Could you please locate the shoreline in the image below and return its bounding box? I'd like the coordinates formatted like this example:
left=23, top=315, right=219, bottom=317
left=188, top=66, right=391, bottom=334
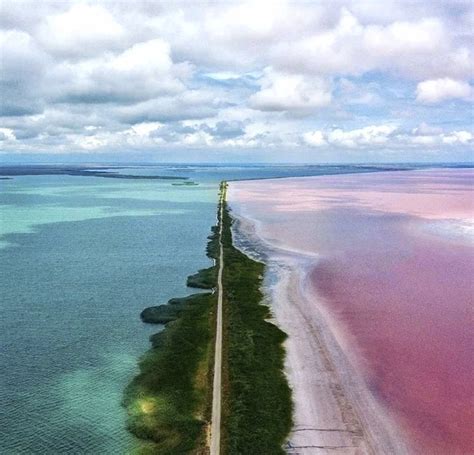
left=228, top=201, right=410, bottom=454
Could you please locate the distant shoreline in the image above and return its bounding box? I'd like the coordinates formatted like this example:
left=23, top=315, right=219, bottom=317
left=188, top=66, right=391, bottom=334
left=0, top=165, right=188, bottom=180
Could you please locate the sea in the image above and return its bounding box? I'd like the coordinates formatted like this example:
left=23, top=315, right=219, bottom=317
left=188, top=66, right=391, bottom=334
left=0, top=163, right=461, bottom=454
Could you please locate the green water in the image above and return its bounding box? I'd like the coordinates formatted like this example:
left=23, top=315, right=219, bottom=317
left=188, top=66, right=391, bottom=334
left=0, top=173, right=217, bottom=454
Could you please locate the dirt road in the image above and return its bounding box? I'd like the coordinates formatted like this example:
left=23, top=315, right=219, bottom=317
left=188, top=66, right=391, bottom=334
left=210, top=187, right=225, bottom=455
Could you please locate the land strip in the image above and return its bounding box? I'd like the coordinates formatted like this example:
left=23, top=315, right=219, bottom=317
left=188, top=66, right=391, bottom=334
left=209, top=184, right=225, bottom=455
left=220, top=185, right=293, bottom=454
left=124, top=181, right=292, bottom=454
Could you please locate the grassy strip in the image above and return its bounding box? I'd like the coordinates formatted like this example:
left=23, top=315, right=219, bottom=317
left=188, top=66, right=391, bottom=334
left=123, top=225, right=219, bottom=454
left=124, top=182, right=292, bottom=454
left=221, top=186, right=293, bottom=455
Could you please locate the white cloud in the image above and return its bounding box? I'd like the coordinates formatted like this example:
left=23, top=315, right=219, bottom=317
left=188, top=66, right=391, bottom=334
left=327, top=125, right=397, bottom=147
left=303, top=131, right=327, bottom=147
left=416, top=78, right=472, bottom=103
left=1, top=0, right=473, bottom=160
left=204, top=71, right=243, bottom=81
left=250, top=68, right=332, bottom=112
left=303, top=124, right=398, bottom=148
left=183, top=130, right=214, bottom=146
left=129, top=122, right=163, bottom=137
left=271, top=9, right=472, bottom=80
left=0, top=127, right=16, bottom=141
left=37, top=4, right=124, bottom=58
left=113, top=89, right=218, bottom=124
left=411, top=122, right=443, bottom=135
left=442, top=131, right=473, bottom=145
left=74, top=135, right=108, bottom=150
left=408, top=130, right=473, bottom=146
left=49, top=39, right=188, bottom=104
left=304, top=124, right=473, bottom=150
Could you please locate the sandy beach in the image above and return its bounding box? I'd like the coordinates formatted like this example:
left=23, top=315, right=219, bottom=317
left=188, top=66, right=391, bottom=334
left=228, top=169, right=474, bottom=454
left=229, top=214, right=408, bottom=454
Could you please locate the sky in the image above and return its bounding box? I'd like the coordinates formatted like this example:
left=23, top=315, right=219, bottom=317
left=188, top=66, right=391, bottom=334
left=1, top=0, right=473, bottom=163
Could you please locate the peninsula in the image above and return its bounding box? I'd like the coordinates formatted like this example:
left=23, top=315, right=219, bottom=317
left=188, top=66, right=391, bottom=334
left=124, top=183, right=292, bottom=454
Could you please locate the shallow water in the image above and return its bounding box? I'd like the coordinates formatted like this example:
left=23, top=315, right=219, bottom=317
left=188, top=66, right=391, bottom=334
left=0, top=175, right=218, bottom=454
left=229, top=169, right=474, bottom=454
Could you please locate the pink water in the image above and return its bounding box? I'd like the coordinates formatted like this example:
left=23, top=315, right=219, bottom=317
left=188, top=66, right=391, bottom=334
left=229, top=169, right=474, bottom=454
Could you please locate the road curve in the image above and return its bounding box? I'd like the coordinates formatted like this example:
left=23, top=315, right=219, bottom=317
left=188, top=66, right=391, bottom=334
left=210, top=186, right=225, bottom=455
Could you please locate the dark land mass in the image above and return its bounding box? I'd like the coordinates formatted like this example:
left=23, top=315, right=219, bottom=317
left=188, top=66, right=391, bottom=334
left=0, top=165, right=187, bottom=180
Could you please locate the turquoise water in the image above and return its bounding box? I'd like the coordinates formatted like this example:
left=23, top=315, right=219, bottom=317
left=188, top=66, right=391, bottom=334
left=0, top=173, right=218, bottom=454
left=0, top=164, right=431, bottom=454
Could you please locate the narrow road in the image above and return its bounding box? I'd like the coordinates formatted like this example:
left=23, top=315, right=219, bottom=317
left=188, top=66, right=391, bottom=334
left=210, top=187, right=225, bottom=455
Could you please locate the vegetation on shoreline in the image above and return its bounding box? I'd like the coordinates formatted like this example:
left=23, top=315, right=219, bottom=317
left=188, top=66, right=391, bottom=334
left=220, top=192, right=293, bottom=454
left=186, top=267, right=217, bottom=289
left=124, top=182, right=292, bottom=454
left=123, top=225, right=219, bottom=454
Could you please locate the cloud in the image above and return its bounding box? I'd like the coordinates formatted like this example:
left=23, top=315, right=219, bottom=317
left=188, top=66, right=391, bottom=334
left=271, top=9, right=472, bottom=80
left=49, top=39, right=189, bottom=104
left=250, top=68, right=332, bottom=112
left=0, top=30, right=48, bottom=115
left=37, top=3, right=125, bottom=58
left=303, top=124, right=473, bottom=149
left=303, top=131, right=327, bottom=147
left=416, top=78, right=472, bottom=103
left=441, top=130, right=473, bottom=145
left=113, top=90, right=218, bottom=124
left=328, top=125, right=397, bottom=147
left=1, top=0, right=473, bottom=161
left=411, top=122, right=443, bottom=135
left=0, top=127, right=16, bottom=141
left=337, top=78, right=382, bottom=105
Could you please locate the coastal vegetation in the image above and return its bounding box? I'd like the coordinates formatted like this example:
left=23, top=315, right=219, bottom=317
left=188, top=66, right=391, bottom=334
left=186, top=267, right=217, bottom=289
left=124, top=183, right=292, bottom=454
left=220, top=191, right=293, bottom=454
left=123, top=227, right=219, bottom=454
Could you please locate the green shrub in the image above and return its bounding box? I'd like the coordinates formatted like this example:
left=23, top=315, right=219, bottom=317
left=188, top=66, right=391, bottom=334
left=221, top=199, right=293, bottom=455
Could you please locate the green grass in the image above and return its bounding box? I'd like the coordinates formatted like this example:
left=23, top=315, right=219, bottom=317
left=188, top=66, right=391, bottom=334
left=221, top=190, right=293, bottom=455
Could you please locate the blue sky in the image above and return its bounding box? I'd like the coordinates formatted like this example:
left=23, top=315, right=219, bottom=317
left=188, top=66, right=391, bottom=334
left=1, top=0, right=473, bottom=163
